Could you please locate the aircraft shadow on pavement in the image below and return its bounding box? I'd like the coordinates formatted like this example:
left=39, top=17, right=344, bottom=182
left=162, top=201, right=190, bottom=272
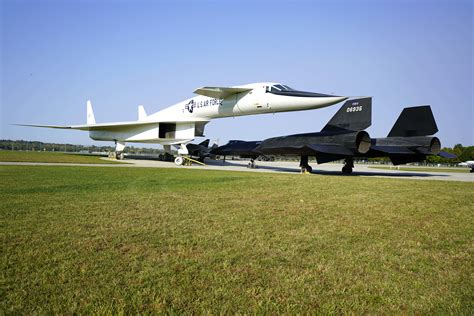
left=315, top=169, right=446, bottom=178
left=206, top=160, right=446, bottom=178
left=206, top=160, right=300, bottom=173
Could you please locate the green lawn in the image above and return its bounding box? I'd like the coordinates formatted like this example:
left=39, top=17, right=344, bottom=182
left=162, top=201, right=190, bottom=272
left=1, top=166, right=473, bottom=314
left=369, top=165, right=470, bottom=173
left=0, top=150, right=122, bottom=164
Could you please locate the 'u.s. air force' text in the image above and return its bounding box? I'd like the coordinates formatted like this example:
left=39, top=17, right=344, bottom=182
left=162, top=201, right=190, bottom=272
left=183, top=98, right=223, bottom=113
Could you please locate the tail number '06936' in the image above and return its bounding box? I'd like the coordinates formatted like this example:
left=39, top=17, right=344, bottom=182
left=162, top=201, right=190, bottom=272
left=347, top=105, right=363, bottom=112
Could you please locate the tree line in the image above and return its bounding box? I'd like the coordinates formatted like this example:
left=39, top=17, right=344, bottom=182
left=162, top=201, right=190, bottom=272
left=425, top=144, right=474, bottom=164
left=0, top=140, right=164, bottom=154
left=1, top=139, right=472, bottom=164
left=354, top=144, right=473, bottom=165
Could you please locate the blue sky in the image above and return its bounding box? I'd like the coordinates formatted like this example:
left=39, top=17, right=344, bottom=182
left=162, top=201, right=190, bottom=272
left=1, top=0, right=472, bottom=147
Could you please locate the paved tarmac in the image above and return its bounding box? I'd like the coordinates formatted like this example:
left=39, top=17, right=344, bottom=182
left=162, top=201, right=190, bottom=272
left=1, top=159, right=472, bottom=182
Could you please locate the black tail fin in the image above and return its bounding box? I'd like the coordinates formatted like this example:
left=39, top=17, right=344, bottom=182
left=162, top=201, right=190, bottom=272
left=387, top=106, right=438, bottom=137
left=321, top=97, right=372, bottom=132
left=198, top=139, right=210, bottom=147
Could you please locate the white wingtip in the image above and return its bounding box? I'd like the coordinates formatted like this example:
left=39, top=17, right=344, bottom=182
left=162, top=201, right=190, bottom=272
left=87, top=100, right=96, bottom=124
left=138, top=105, right=147, bottom=120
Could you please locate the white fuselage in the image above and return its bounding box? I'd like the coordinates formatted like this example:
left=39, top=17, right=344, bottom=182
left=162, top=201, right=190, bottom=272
left=148, top=87, right=345, bottom=121
left=459, top=161, right=474, bottom=168
left=89, top=83, right=347, bottom=149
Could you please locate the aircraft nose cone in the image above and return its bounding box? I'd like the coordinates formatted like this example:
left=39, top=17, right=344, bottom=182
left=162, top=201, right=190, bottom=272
left=332, top=96, right=349, bottom=103
left=319, top=96, right=348, bottom=107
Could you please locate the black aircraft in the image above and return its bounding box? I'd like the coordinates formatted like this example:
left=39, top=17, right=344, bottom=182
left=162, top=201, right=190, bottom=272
left=185, top=139, right=218, bottom=162
left=213, top=97, right=373, bottom=173
left=358, top=105, right=455, bottom=167
left=211, top=140, right=261, bottom=159
left=212, top=99, right=455, bottom=174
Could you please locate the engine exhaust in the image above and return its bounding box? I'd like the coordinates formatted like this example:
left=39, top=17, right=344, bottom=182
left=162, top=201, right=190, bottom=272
left=356, top=131, right=371, bottom=154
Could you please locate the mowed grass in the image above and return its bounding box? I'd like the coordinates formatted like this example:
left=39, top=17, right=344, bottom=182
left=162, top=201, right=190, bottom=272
left=0, top=150, right=122, bottom=164
left=1, top=166, right=473, bottom=314
left=369, top=165, right=470, bottom=173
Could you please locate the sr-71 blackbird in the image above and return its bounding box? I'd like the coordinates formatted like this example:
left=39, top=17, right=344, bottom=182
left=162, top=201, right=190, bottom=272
left=212, top=99, right=454, bottom=173
left=185, top=139, right=218, bottom=162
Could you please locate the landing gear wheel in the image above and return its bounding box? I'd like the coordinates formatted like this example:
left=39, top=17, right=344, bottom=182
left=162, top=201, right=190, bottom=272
left=300, top=165, right=312, bottom=173
left=164, top=153, right=175, bottom=162
left=174, top=156, right=184, bottom=166
left=299, top=155, right=312, bottom=174
left=247, top=159, right=257, bottom=169
left=342, top=165, right=353, bottom=174
left=342, top=157, right=354, bottom=174
left=116, top=151, right=124, bottom=160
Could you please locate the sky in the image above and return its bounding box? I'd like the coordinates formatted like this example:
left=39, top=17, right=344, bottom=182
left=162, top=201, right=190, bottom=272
left=1, top=0, right=473, bottom=148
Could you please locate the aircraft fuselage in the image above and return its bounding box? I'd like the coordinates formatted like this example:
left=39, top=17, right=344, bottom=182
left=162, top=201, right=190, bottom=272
left=90, top=83, right=347, bottom=148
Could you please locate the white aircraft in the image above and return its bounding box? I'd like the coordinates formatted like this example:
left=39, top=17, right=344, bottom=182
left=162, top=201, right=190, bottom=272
left=458, top=161, right=474, bottom=172
left=19, top=82, right=347, bottom=163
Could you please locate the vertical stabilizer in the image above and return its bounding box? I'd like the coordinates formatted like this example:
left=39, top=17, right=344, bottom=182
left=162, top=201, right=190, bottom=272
left=138, top=105, right=147, bottom=121
left=198, top=139, right=210, bottom=147
left=387, top=105, right=438, bottom=137
left=321, top=97, right=372, bottom=132
left=87, top=100, right=96, bottom=124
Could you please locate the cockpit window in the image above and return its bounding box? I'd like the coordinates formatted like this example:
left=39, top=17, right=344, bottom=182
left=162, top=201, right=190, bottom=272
left=266, top=84, right=296, bottom=93
left=270, top=84, right=294, bottom=92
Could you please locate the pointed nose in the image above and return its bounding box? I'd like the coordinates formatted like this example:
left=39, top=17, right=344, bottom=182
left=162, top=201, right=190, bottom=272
left=316, top=96, right=348, bottom=108
left=330, top=96, right=349, bottom=103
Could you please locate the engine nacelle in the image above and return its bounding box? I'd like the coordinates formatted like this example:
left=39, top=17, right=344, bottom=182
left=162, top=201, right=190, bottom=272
left=388, top=136, right=441, bottom=155
left=338, top=131, right=372, bottom=154
left=429, top=137, right=441, bottom=155
left=355, top=131, right=371, bottom=154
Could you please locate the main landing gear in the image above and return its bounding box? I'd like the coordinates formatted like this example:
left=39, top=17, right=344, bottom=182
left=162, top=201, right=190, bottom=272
left=247, top=158, right=257, bottom=169
left=113, top=141, right=126, bottom=160
left=174, top=156, right=184, bottom=166
left=300, top=155, right=313, bottom=174
left=158, top=153, right=175, bottom=162
left=342, top=157, right=354, bottom=174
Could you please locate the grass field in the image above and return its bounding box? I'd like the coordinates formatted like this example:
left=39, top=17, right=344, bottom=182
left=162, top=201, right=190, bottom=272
left=0, top=150, right=122, bottom=164
left=1, top=166, right=473, bottom=314
left=369, top=165, right=470, bottom=173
